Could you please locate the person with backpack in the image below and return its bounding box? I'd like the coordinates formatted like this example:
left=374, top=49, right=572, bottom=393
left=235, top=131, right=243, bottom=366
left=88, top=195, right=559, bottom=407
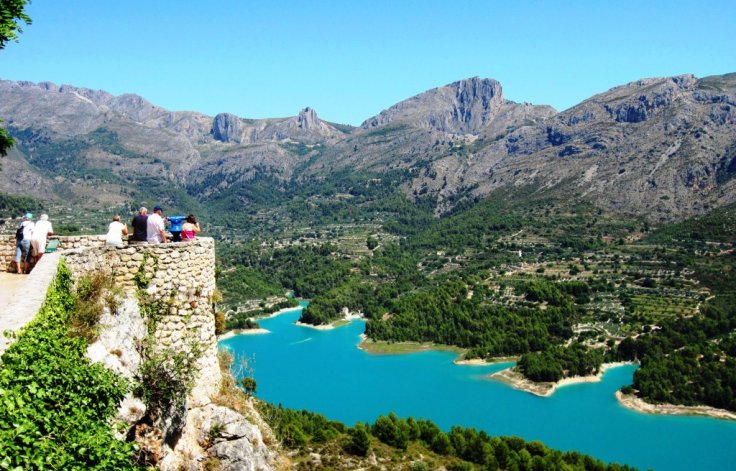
left=14, top=213, right=35, bottom=274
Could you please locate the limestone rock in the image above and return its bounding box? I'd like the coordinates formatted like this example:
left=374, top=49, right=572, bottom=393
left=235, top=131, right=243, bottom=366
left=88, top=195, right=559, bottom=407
left=86, top=298, right=146, bottom=378
left=211, top=113, right=244, bottom=143
left=361, top=77, right=555, bottom=134
left=202, top=405, right=274, bottom=471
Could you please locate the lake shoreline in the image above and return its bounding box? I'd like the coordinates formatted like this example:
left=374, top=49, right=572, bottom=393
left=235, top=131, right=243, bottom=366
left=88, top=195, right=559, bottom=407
left=296, top=311, right=363, bottom=331
left=490, top=362, right=635, bottom=397
left=358, top=334, right=465, bottom=356
left=454, top=356, right=519, bottom=365
left=615, top=391, right=736, bottom=421
left=224, top=311, right=736, bottom=471
left=218, top=328, right=270, bottom=340
left=218, top=305, right=304, bottom=340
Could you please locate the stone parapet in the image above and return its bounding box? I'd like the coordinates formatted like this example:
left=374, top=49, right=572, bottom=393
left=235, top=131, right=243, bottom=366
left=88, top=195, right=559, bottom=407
left=2, top=237, right=219, bottom=365
left=1, top=234, right=107, bottom=272
left=62, top=238, right=218, bottom=353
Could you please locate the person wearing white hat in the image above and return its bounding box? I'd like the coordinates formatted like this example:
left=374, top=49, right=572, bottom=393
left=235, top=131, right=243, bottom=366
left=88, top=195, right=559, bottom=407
left=31, top=213, right=54, bottom=263
left=14, top=213, right=35, bottom=274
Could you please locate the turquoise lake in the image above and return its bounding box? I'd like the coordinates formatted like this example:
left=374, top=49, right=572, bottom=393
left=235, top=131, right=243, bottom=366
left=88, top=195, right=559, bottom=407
left=220, top=307, right=736, bottom=471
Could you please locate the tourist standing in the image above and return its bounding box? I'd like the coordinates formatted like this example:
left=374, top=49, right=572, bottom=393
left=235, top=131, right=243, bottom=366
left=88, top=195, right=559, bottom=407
left=146, top=205, right=167, bottom=244
left=131, top=207, right=148, bottom=243
left=30, top=213, right=54, bottom=263
left=105, top=215, right=129, bottom=248
left=14, top=213, right=34, bottom=274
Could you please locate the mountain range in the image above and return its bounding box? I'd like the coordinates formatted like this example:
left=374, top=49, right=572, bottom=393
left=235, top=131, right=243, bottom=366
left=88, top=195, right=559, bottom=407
left=1, top=73, right=735, bottom=221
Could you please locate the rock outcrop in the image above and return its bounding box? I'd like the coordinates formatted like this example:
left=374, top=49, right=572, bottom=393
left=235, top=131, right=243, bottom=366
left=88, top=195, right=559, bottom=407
left=212, top=112, right=245, bottom=143
left=361, top=77, right=555, bottom=135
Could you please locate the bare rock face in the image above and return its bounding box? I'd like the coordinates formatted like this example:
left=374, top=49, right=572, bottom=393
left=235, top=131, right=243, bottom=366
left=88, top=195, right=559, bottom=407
left=403, top=73, right=736, bottom=220
left=209, top=107, right=344, bottom=145
left=212, top=113, right=245, bottom=143
left=361, top=77, right=554, bottom=135
left=297, top=107, right=319, bottom=130
left=109, top=93, right=164, bottom=123
left=83, top=278, right=277, bottom=471
left=593, top=75, right=698, bottom=123
left=267, top=107, right=346, bottom=143
left=196, top=404, right=276, bottom=471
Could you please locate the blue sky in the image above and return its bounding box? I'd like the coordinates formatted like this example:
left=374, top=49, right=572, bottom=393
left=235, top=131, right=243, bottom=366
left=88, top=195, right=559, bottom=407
left=1, top=0, right=734, bottom=125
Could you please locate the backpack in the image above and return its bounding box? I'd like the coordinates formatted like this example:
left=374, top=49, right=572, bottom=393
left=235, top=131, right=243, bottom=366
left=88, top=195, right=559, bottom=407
left=16, top=223, right=24, bottom=241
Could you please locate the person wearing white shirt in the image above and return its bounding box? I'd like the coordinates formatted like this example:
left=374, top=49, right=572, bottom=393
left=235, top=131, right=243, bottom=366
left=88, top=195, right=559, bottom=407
left=31, top=213, right=54, bottom=263
left=15, top=213, right=34, bottom=274
left=146, top=205, right=167, bottom=244
left=105, top=215, right=129, bottom=248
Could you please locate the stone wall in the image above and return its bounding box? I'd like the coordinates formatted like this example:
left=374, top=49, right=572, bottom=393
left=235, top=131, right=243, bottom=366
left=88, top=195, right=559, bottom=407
left=62, top=239, right=220, bottom=385
left=3, top=235, right=218, bottom=358
left=2, top=236, right=218, bottom=363
left=1, top=234, right=106, bottom=272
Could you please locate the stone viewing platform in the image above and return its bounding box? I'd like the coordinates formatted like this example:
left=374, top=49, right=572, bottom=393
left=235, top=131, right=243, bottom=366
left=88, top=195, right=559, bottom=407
left=0, top=235, right=217, bottom=357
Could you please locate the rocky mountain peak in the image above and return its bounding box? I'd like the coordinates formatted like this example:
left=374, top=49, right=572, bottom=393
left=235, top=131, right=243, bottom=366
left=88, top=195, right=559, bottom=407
left=449, top=77, right=504, bottom=132
left=361, top=77, right=535, bottom=134
left=211, top=112, right=244, bottom=143
left=581, top=74, right=700, bottom=124
left=297, top=107, right=320, bottom=130
left=453, top=76, right=503, bottom=108
left=109, top=93, right=163, bottom=122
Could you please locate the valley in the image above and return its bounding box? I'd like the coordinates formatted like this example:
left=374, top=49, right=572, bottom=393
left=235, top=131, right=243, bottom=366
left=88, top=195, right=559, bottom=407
left=2, top=72, right=736, bottom=469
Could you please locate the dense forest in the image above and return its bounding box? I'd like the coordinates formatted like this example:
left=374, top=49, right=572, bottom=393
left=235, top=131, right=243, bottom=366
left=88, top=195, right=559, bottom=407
left=212, top=184, right=736, bottom=413
left=0, top=191, right=44, bottom=219
left=257, top=403, right=637, bottom=470
left=518, top=343, right=605, bottom=383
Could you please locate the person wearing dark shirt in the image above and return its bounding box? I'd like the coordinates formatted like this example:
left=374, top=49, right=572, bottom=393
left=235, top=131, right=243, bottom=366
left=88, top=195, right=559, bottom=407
left=131, top=207, right=149, bottom=243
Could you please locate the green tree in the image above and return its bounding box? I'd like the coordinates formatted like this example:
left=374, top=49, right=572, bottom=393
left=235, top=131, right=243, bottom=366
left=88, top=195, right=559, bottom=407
left=366, top=236, right=379, bottom=250
left=0, top=0, right=31, bottom=47
left=371, top=413, right=409, bottom=450
left=1, top=0, right=32, bottom=157
left=430, top=431, right=453, bottom=455
left=345, top=423, right=371, bottom=456
left=0, top=126, right=12, bottom=157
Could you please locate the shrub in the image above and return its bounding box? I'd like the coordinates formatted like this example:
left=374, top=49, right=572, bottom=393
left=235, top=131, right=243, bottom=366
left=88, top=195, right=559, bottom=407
left=345, top=423, right=371, bottom=456
left=241, top=376, right=257, bottom=395
left=71, top=271, right=117, bottom=342
left=215, top=310, right=226, bottom=335
left=0, top=261, right=139, bottom=469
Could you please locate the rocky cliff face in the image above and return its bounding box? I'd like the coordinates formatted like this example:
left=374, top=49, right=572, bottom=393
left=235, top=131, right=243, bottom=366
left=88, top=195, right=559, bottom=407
left=1, top=73, right=735, bottom=221
left=361, top=77, right=555, bottom=135
left=211, top=107, right=344, bottom=145
left=0, top=79, right=347, bottom=205
left=62, top=239, right=280, bottom=470
left=349, top=74, right=736, bottom=220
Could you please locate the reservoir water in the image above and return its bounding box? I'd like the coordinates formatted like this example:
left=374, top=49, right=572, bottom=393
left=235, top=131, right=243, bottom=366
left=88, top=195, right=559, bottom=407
left=220, top=308, right=736, bottom=470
